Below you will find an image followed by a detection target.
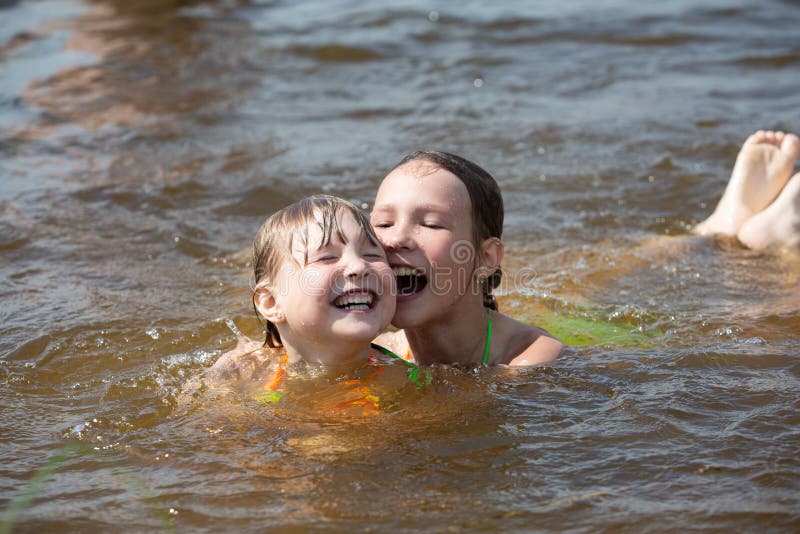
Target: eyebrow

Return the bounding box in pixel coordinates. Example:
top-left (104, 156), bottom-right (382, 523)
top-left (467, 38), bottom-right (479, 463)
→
top-left (308, 227), bottom-right (382, 248)
top-left (421, 206), bottom-right (454, 216)
top-left (372, 204), bottom-right (454, 216)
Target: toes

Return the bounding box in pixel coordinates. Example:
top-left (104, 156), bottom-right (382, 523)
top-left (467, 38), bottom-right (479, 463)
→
top-left (780, 133), bottom-right (800, 160)
top-left (744, 132), bottom-right (763, 146)
top-left (764, 130), bottom-right (782, 145)
top-left (744, 130), bottom-right (797, 151)
top-left (746, 130), bottom-right (777, 146)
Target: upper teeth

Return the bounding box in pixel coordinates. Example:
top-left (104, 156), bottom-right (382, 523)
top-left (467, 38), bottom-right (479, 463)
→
top-left (334, 293), bottom-right (373, 306)
top-left (393, 267), bottom-right (422, 276)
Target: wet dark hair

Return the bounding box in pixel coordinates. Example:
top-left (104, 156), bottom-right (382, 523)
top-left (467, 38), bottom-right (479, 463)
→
top-left (252, 194), bottom-right (381, 347)
top-left (392, 151), bottom-right (503, 310)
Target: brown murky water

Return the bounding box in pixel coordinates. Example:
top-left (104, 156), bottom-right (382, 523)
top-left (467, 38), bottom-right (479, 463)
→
top-left (2, 0), bottom-right (799, 531)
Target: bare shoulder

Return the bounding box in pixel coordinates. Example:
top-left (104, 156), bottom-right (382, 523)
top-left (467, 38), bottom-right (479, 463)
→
top-left (507, 334), bottom-right (563, 366)
top-left (205, 336), bottom-right (278, 384)
top-left (494, 312), bottom-right (564, 367)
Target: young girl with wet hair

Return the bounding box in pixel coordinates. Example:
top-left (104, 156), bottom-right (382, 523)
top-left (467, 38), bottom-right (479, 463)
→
top-left (371, 151), bottom-right (563, 366)
top-left (207, 195), bottom-right (430, 404)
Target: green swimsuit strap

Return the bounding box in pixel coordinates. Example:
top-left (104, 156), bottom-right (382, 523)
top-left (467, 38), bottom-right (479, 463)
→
top-left (370, 343), bottom-right (432, 388)
top-left (372, 311), bottom-right (492, 368)
top-left (370, 343), bottom-right (417, 369)
top-left (483, 311), bottom-right (493, 365)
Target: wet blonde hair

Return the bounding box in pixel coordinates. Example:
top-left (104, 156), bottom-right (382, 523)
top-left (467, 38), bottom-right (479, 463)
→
top-left (252, 194), bottom-right (381, 348)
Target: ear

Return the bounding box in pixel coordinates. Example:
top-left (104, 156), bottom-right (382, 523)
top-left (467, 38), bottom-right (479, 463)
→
top-left (477, 237), bottom-right (503, 279)
top-left (253, 285), bottom-right (285, 324)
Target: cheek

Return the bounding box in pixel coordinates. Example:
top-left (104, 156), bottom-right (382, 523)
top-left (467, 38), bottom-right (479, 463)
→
top-left (451, 239), bottom-right (478, 268)
top-left (373, 228), bottom-right (389, 244)
top-left (292, 266), bottom-right (333, 300)
top-left (374, 265), bottom-right (395, 294)
top-left (427, 236), bottom-right (463, 266)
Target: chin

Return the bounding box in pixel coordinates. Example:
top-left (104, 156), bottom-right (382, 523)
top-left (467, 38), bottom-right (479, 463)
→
top-left (390, 309), bottom-right (430, 330)
top-left (391, 293), bottom-right (438, 326)
top-left (334, 324), bottom-right (381, 342)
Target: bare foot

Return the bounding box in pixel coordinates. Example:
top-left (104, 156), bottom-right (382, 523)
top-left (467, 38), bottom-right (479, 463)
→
top-left (737, 172), bottom-right (800, 250)
top-left (694, 130), bottom-right (800, 236)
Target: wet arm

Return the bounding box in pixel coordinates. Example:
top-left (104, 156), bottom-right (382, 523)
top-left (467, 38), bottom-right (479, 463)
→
top-left (508, 334), bottom-right (563, 367)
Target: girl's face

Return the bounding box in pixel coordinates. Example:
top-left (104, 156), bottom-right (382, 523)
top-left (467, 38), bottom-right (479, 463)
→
top-left (272, 211), bottom-right (396, 354)
top-left (371, 161), bottom-right (480, 328)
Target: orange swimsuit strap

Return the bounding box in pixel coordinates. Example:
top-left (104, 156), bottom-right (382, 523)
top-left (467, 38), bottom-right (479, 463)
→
top-left (258, 350), bottom-right (384, 410)
top-left (267, 352), bottom-right (289, 391)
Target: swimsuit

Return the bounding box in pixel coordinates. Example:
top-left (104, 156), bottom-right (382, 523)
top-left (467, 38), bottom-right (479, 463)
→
top-left (255, 345), bottom-right (429, 409)
top-left (377, 310), bottom-right (494, 366)
top-left (255, 352), bottom-right (289, 404)
top-left (255, 312), bottom-right (493, 405)
top-left (370, 343), bottom-right (432, 388)
top-left (482, 311), bottom-right (493, 365)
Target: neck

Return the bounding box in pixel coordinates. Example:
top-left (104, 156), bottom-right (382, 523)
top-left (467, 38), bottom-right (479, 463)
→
top-left (281, 337), bottom-right (373, 369)
top-left (405, 299), bottom-right (490, 366)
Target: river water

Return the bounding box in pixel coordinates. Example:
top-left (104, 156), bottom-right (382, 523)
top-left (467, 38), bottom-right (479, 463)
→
top-left (1, 0), bottom-right (799, 531)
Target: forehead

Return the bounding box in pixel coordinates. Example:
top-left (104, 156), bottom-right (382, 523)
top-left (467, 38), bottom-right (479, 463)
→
top-left (376, 161), bottom-right (471, 212)
top-left (288, 209), bottom-right (366, 255)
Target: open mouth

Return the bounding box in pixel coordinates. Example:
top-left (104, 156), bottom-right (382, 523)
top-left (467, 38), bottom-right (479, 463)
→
top-left (333, 291), bottom-right (375, 311)
top-left (393, 267), bottom-right (427, 297)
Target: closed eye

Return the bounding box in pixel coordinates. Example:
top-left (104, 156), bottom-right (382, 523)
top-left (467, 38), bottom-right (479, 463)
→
top-left (312, 255), bottom-right (339, 263)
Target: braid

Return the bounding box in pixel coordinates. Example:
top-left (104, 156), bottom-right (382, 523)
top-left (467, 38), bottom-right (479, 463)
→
top-left (482, 268), bottom-right (502, 311)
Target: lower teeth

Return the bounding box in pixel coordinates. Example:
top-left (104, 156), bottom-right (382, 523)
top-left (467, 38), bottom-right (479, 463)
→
top-left (341, 304), bottom-right (369, 311)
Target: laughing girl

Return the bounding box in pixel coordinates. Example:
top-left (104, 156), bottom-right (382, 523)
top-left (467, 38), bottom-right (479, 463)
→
top-left (371, 151), bottom-right (563, 366)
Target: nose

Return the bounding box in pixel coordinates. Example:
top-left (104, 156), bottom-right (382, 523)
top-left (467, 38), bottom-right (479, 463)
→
top-left (379, 223), bottom-right (416, 252)
top-left (342, 251), bottom-right (369, 279)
